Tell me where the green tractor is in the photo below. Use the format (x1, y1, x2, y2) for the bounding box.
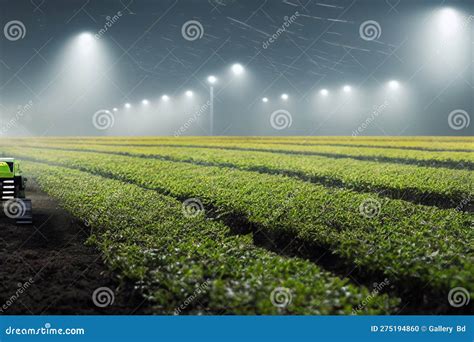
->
(0, 158, 32, 224)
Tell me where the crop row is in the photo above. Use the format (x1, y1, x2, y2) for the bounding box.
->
(10, 143, 472, 209)
(19, 136, 474, 151)
(14, 138, 473, 169)
(22, 160, 397, 314)
(140, 142, 473, 169)
(7, 147, 472, 299)
(253, 141, 473, 153)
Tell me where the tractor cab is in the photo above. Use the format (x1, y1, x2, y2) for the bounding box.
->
(0, 158, 32, 224)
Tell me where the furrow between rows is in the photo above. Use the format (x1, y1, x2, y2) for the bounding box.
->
(22, 160, 398, 315)
(6, 147, 472, 303)
(10, 144, 473, 211)
(9, 138, 473, 169)
(31, 142, 474, 170)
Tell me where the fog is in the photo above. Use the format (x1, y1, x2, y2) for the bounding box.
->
(0, 0, 472, 136)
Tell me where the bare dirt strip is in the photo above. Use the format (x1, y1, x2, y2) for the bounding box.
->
(0, 179, 147, 315)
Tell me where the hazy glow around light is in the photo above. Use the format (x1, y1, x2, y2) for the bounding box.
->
(262, 97, 269, 103)
(320, 89, 329, 96)
(142, 99, 149, 105)
(112, 108, 118, 112)
(422, 7, 468, 77)
(438, 8, 461, 37)
(162, 95, 170, 101)
(207, 75, 217, 84)
(388, 80, 400, 90)
(281, 93, 288, 100)
(67, 31, 104, 71)
(185, 90, 193, 97)
(76, 32, 96, 54)
(124, 103, 131, 109)
(78, 32, 94, 44)
(231, 63, 244, 75)
(343, 85, 352, 93)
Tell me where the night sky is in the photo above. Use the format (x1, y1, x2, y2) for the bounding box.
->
(0, 0, 472, 136)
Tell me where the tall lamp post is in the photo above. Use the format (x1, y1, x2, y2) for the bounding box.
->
(207, 75, 217, 136)
(206, 65, 243, 136)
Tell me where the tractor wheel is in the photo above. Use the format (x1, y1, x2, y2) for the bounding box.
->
(15, 198, 32, 225)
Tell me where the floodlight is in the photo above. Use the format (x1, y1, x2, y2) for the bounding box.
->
(388, 80, 400, 90)
(231, 63, 244, 75)
(207, 75, 217, 84)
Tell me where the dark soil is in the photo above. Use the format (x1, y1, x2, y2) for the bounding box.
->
(0, 178, 467, 315)
(0, 179, 148, 315)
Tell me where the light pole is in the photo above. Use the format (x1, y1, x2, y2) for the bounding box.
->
(206, 65, 244, 136)
(207, 75, 217, 136)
